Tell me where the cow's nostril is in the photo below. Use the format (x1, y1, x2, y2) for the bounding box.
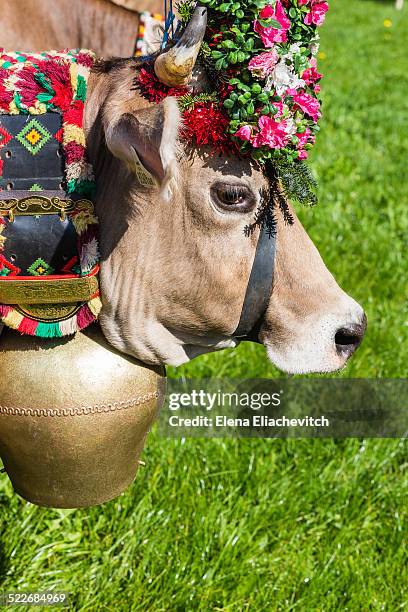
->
(335, 314, 367, 357)
(335, 329, 360, 346)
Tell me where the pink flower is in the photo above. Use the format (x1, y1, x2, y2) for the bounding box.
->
(299, 0, 329, 26)
(293, 92, 321, 122)
(305, 2, 329, 25)
(296, 127, 315, 157)
(253, 115, 290, 149)
(254, 2, 291, 46)
(259, 5, 275, 18)
(248, 50, 278, 79)
(314, 84, 321, 93)
(272, 100, 286, 118)
(302, 66, 322, 85)
(235, 125, 253, 141)
(296, 127, 312, 148)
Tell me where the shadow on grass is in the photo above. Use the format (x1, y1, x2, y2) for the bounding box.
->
(0, 543, 10, 585)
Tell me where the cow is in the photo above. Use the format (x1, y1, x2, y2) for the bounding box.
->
(0, 5, 367, 374)
(1, 0, 163, 57)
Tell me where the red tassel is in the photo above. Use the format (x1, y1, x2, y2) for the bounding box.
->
(18, 316, 38, 336)
(0, 304, 12, 318)
(77, 304, 96, 329)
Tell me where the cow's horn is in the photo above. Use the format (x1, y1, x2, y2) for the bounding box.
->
(154, 5, 208, 87)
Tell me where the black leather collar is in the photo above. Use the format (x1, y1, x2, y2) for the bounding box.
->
(233, 223, 276, 342)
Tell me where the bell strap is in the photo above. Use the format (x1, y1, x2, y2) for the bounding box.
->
(0, 266, 100, 305)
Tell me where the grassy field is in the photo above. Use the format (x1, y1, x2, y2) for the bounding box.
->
(0, 0, 407, 610)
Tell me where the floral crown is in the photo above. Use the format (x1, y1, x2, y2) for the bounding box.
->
(137, 0, 328, 205)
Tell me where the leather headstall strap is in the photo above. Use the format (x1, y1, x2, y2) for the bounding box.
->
(233, 223, 276, 343)
(233, 163, 278, 342)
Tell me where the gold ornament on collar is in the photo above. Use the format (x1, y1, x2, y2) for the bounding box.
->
(0, 196, 95, 222)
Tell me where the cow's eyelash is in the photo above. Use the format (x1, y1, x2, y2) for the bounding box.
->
(217, 185, 249, 203)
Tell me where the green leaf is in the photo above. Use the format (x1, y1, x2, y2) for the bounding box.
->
(258, 18, 282, 29)
(245, 38, 255, 50)
(215, 58, 225, 71)
(257, 93, 269, 103)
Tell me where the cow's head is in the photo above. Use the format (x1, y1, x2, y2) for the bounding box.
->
(85, 8, 366, 373)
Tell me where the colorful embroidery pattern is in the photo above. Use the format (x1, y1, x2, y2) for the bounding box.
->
(15, 119, 52, 156)
(27, 257, 55, 277)
(0, 253, 20, 276)
(0, 125, 12, 148)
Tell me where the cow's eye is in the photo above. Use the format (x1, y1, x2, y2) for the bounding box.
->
(211, 182, 256, 213)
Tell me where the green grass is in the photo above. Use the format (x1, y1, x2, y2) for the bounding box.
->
(0, 1, 407, 610)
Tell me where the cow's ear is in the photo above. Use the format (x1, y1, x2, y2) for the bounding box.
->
(105, 97, 181, 200)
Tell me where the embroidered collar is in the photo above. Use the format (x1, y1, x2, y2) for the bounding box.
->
(0, 50, 102, 338)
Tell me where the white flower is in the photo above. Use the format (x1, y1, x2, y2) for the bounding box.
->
(309, 37, 320, 57)
(265, 61, 305, 96)
(284, 117, 297, 137)
(286, 43, 301, 59)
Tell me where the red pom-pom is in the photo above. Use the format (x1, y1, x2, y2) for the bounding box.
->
(64, 101, 85, 127)
(36, 59, 73, 111)
(181, 102, 233, 152)
(137, 65, 187, 103)
(136, 65, 236, 154)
